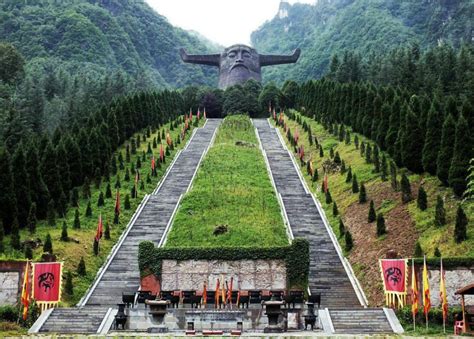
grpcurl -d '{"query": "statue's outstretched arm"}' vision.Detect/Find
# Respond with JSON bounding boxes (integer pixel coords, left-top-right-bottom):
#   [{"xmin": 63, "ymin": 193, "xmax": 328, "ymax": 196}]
[
  {"xmin": 179, "ymin": 48, "xmax": 220, "ymax": 66},
  {"xmin": 260, "ymin": 48, "xmax": 301, "ymax": 66}
]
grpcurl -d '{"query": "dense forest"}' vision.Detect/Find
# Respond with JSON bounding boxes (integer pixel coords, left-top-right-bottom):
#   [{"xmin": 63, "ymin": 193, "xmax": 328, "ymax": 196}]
[{"xmin": 251, "ymin": 0, "xmax": 473, "ymax": 83}]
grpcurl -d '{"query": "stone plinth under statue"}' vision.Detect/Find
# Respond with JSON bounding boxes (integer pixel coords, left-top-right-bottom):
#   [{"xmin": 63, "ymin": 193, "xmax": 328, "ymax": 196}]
[{"xmin": 180, "ymin": 44, "xmax": 300, "ymax": 89}]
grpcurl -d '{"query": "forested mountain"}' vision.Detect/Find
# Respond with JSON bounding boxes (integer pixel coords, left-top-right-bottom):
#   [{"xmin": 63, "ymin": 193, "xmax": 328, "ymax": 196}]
[
  {"xmin": 251, "ymin": 0, "xmax": 473, "ymax": 83},
  {"xmin": 0, "ymin": 0, "xmax": 219, "ymax": 135},
  {"xmin": 0, "ymin": 0, "xmax": 217, "ymax": 88}
]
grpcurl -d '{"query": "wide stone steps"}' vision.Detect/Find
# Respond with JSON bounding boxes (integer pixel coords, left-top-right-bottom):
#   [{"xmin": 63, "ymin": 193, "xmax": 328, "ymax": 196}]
[
  {"xmin": 253, "ymin": 119, "xmax": 361, "ymax": 309},
  {"xmin": 39, "ymin": 307, "xmax": 108, "ymax": 333},
  {"xmin": 33, "ymin": 120, "xmax": 221, "ymax": 333},
  {"xmin": 329, "ymin": 309, "xmax": 394, "ymax": 334}
]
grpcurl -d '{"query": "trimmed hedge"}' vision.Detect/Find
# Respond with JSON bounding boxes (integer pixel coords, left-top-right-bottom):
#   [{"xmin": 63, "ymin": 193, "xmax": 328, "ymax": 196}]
[
  {"xmin": 412, "ymin": 257, "xmax": 474, "ymax": 268},
  {"xmin": 138, "ymin": 238, "xmax": 309, "ymax": 289},
  {"xmin": 397, "ymin": 306, "xmax": 462, "ymax": 328}
]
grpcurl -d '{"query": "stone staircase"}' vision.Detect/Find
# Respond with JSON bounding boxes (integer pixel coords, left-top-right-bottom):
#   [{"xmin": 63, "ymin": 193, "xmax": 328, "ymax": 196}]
[
  {"xmin": 37, "ymin": 307, "xmax": 108, "ymax": 333},
  {"xmin": 31, "ymin": 119, "xmax": 221, "ymax": 334},
  {"xmin": 329, "ymin": 308, "xmax": 397, "ymax": 334},
  {"xmin": 253, "ymin": 119, "xmax": 362, "ymax": 309}
]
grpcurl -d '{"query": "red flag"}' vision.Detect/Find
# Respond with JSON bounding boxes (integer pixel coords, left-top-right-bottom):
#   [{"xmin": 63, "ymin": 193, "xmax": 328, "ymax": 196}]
[
  {"xmin": 21, "ymin": 261, "xmax": 30, "ymax": 320},
  {"xmin": 95, "ymin": 214, "xmax": 103, "ymax": 242},
  {"xmin": 204, "ymin": 107, "xmax": 207, "ymax": 119},
  {"xmin": 189, "ymin": 110, "xmax": 193, "ymax": 122},
  {"xmin": 294, "ymin": 128, "xmax": 299, "ymax": 144},
  {"xmin": 114, "ymin": 190, "xmax": 120, "ymax": 215},
  {"xmin": 166, "ymin": 132, "xmax": 172, "ymax": 147},
  {"xmin": 151, "ymin": 155, "xmax": 156, "ymax": 171},
  {"xmin": 299, "ymin": 145, "xmax": 305, "ymax": 160},
  {"xmin": 160, "ymin": 144, "xmax": 164, "ymax": 163},
  {"xmin": 197, "ymin": 108, "xmax": 201, "ymax": 120},
  {"xmin": 323, "ymin": 174, "xmax": 328, "ymax": 193},
  {"xmin": 268, "ymin": 102, "xmax": 272, "ymax": 113},
  {"xmin": 273, "ymin": 109, "xmax": 276, "ymax": 121},
  {"xmin": 33, "ymin": 262, "xmax": 62, "ymax": 303}
]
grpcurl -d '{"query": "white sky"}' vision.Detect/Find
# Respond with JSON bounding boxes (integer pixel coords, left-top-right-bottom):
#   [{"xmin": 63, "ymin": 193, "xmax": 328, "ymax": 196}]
[{"xmin": 145, "ymin": 0, "xmax": 314, "ymax": 47}]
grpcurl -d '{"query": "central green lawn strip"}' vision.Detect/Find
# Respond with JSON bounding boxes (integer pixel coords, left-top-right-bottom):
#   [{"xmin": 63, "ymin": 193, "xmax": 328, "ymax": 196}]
[{"xmin": 166, "ymin": 115, "xmax": 288, "ymax": 248}]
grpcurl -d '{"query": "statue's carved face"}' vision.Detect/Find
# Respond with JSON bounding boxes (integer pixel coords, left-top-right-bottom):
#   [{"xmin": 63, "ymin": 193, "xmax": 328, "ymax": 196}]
[{"xmin": 220, "ymin": 45, "xmax": 260, "ymax": 77}]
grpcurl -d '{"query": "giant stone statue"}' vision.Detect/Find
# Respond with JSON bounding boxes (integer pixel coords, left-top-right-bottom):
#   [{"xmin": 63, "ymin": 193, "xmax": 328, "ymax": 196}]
[{"xmin": 179, "ymin": 44, "xmax": 301, "ymax": 89}]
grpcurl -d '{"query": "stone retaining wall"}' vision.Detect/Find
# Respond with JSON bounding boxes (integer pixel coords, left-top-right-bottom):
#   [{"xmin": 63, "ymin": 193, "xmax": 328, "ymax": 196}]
[
  {"xmin": 426, "ymin": 266, "xmax": 474, "ymax": 306},
  {"xmin": 0, "ymin": 261, "xmax": 27, "ymax": 305},
  {"xmin": 161, "ymin": 259, "xmax": 286, "ymax": 291}
]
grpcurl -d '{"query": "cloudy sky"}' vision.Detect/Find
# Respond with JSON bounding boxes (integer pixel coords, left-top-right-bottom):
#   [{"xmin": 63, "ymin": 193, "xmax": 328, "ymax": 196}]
[{"xmin": 145, "ymin": 0, "xmax": 314, "ymax": 47}]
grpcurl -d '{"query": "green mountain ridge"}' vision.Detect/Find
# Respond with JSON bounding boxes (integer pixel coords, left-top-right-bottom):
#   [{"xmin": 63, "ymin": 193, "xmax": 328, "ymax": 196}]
[
  {"xmin": 251, "ymin": 0, "xmax": 473, "ymax": 83},
  {"xmin": 0, "ymin": 0, "xmax": 219, "ymax": 88}
]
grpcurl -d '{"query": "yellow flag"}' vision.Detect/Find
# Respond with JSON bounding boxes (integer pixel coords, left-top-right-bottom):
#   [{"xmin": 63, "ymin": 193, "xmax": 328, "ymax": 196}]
[
  {"xmin": 440, "ymin": 258, "xmax": 448, "ymax": 321},
  {"xmin": 422, "ymin": 256, "xmax": 431, "ymax": 315}
]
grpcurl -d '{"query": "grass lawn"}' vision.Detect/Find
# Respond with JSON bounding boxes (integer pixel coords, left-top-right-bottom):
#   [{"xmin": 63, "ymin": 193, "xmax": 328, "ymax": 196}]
[
  {"xmin": 0, "ymin": 116, "xmax": 204, "ymax": 306},
  {"xmin": 165, "ymin": 115, "xmax": 288, "ymax": 248}
]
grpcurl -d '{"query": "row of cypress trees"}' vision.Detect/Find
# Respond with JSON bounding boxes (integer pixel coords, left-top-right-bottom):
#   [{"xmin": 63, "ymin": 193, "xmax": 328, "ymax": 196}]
[
  {"xmin": 0, "ymin": 90, "xmax": 184, "ymax": 236},
  {"xmin": 297, "ymin": 80, "xmax": 472, "ymax": 197}
]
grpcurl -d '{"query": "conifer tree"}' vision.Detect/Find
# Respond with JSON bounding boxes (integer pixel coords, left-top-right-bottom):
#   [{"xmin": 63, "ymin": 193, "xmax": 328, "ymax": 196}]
[
  {"xmin": 118, "ymin": 152, "xmax": 124, "ymax": 170},
  {"xmin": 380, "ymin": 154, "xmax": 388, "ymax": 181},
  {"xmin": 339, "ymin": 218, "xmax": 345, "ymax": 237},
  {"xmin": 449, "ymin": 114, "xmax": 471, "ymax": 196},
  {"xmin": 136, "ymin": 157, "xmax": 141, "ymax": 169},
  {"xmin": 359, "ymin": 183, "xmax": 367, "ymax": 203},
  {"xmin": 105, "ymin": 183, "xmax": 112, "ymax": 198},
  {"xmin": 365, "ymin": 143, "xmax": 372, "ymax": 163},
  {"xmin": 77, "ymin": 257, "xmax": 86, "ymax": 276},
  {"xmin": 83, "ymin": 177, "xmax": 91, "ymax": 199},
  {"xmin": 329, "ymin": 148, "xmax": 334, "ymax": 159},
  {"xmin": 435, "ymin": 195, "xmax": 446, "ymax": 227},
  {"xmin": 65, "ymin": 271, "xmax": 74, "ymax": 295},
  {"xmin": 346, "ymin": 166, "xmax": 352, "ymax": 183},
  {"xmin": 27, "ymin": 203, "xmax": 37, "ymax": 234},
  {"xmin": 25, "ymin": 144, "xmax": 49, "ymax": 220},
  {"xmin": 140, "ymin": 180, "xmax": 145, "ymax": 190},
  {"xmin": 368, "ymin": 200, "xmax": 376, "ymax": 223},
  {"xmin": 332, "ymin": 202, "xmax": 339, "ymax": 216},
  {"xmin": 0, "ymin": 150, "xmax": 18, "ymax": 233},
  {"xmin": 10, "ymin": 218, "xmax": 20, "ymax": 250},
  {"xmin": 85, "ymin": 200, "xmax": 92, "ymax": 217},
  {"xmin": 74, "ymin": 209, "xmax": 80, "ymax": 229},
  {"xmin": 414, "ymin": 241, "xmax": 423, "ymax": 257},
  {"xmin": 312, "ymin": 168, "xmax": 319, "ymax": 182},
  {"xmin": 93, "ymin": 238, "xmax": 99, "ymax": 256},
  {"xmin": 417, "ymin": 186, "xmax": 428, "ymax": 211},
  {"xmin": 131, "ymin": 139, "xmax": 136, "ymax": 154},
  {"xmin": 376, "ymin": 102, "xmax": 391, "ymax": 150},
  {"xmin": 334, "ymin": 151, "xmax": 341, "ymax": 164},
  {"xmin": 385, "ymin": 96, "xmax": 401, "ymax": 157},
  {"xmin": 354, "ymin": 135, "xmax": 359, "ymax": 149},
  {"xmin": 58, "ymin": 191, "xmax": 68, "ymax": 217},
  {"xmin": 97, "ymin": 192, "xmax": 104, "ymax": 207},
  {"xmin": 41, "ymin": 140, "xmax": 64, "ymax": 203},
  {"xmin": 436, "ymin": 114, "xmax": 456, "ymax": 185},
  {"xmin": 401, "ymin": 106, "xmax": 424, "ymax": 172},
  {"xmin": 61, "ymin": 220, "xmax": 68, "ymax": 241},
  {"xmin": 43, "ymin": 233, "xmax": 53, "ymax": 253},
  {"xmin": 24, "ymin": 244, "xmax": 33, "ymax": 259},
  {"xmin": 341, "ymin": 160, "xmax": 346, "ymax": 173},
  {"xmin": 319, "ymin": 145, "xmax": 324, "ymax": 157},
  {"xmin": 124, "ymin": 194, "xmax": 131, "ymax": 210},
  {"xmin": 12, "ymin": 144, "xmax": 31, "ymax": 228},
  {"xmin": 152, "ymin": 137, "xmax": 157, "ymax": 149},
  {"xmin": 422, "ymin": 101, "xmax": 443, "ymax": 174},
  {"xmin": 147, "ymin": 142, "xmax": 152, "ymax": 154},
  {"xmin": 325, "ymin": 189, "xmax": 332, "ymax": 204},
  {"xmin": 454, "ymin": 205, "xmax": 468, "ymax": 243},
  {"xmin": 115, "ymin": 174, "xmax": 121, "ymax": 188},
  {"xmin": 345, "ymin": 131, "xmax": 351, "ymax": 145},
  {"xmin": 400, "ymin": 173, "xmax": 412, "ymax": 203},
  {"xmin": 352, "ymin": 174, "xmax": 359, "ymax": 193},
  {"xmin": 345, "ymin": 230, "xmax": 353, "ymax": 251},
  {"xmin": 373, "ymin": 146, "xmax": 380, "ymax": 172},
  {"xmin": 47, "ymin": 200, "xmax": 56, "ymax": 226},
  {"xmin": 390, "ymin": 161, "xmax": 398, "ymax": 190},
  {"xmin": 104, "ymin": 221, "xmax": 110, "ymax": 240},
  {"xmin": 376, "ymin": 213, "xmax": 386, "ymax": 236},
  {"xmin": 434, "ymin": 247, "xmax": 441, "ymax": 257},
  {"xmin": 124, "ymin": 168, "xmax": 130, "ymax": 181},
  {"xmin": 360, "ymin": 141, "xmax": 365, "ymax": 157},
  {"xmin": 126, "ymin": 145, "xmax": 131, "ymax": 162}
]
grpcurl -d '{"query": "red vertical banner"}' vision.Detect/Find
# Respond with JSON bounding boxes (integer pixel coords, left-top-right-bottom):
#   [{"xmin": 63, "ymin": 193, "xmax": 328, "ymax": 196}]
[
  {"xmin": 32, "ymin": 262, "xmax": 63, "ymax": 303},
  {"xmin": 379, "ymin": 259, "xmax": 408, "ymax": 308}
]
